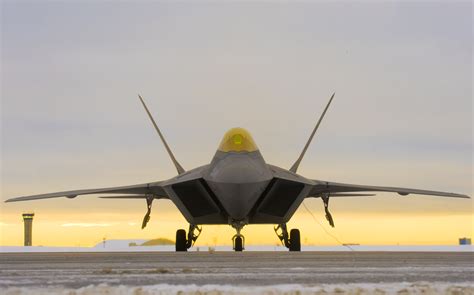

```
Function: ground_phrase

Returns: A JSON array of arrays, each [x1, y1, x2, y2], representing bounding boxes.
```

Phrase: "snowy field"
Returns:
[[2, 282, 473, 295], [1, 251, 473, 294]]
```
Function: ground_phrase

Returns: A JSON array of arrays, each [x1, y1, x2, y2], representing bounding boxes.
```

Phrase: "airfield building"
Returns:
[[459, 237, 471, 245], [22, 213, 34, 246]]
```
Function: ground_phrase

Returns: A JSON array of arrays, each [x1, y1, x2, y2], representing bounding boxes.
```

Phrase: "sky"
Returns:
[[1, 1, 472, 247]]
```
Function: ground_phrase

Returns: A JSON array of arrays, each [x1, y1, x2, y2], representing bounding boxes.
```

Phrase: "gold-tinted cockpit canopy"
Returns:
[[218, 127, 258, 152]]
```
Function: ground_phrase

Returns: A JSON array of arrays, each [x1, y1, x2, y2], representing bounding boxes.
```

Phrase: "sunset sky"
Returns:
[[1, 1, 472, 247]]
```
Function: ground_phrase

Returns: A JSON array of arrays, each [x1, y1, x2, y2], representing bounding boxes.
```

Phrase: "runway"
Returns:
[[0, 252, 472, 294]]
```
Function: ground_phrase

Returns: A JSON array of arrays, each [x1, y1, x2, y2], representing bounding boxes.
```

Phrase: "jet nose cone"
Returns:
[[205, 150, 273, 220], [206, 181, 270, 220]]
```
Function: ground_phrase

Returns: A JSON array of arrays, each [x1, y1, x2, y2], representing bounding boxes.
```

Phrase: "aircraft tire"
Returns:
[[289, 229, 301, 252], [176, 229, 187, 252], [234, 236, 243, 252]]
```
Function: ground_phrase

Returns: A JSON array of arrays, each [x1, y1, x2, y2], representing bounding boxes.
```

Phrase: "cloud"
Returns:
[[61, 223, 114, 227]]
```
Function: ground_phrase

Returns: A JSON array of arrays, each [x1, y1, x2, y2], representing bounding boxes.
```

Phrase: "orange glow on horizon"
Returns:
[[1, 210, 472, 247]]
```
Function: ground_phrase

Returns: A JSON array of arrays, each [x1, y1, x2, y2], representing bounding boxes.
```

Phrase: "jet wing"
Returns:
[[308, 180, 469, 198], [4, 181, 168, 203]]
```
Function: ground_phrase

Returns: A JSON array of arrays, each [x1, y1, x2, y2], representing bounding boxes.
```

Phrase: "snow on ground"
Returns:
[[1, 244, 473, 252], [1, 251, 472, 294], [1, 282, 473, 295]]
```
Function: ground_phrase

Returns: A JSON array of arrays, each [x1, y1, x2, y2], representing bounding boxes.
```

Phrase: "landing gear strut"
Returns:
[[274, 223, 301, 251], [231, 220, 246, 251], [141, 195, 154, 229], [322, 193, 335, 227], [175, 224, 202, 252]]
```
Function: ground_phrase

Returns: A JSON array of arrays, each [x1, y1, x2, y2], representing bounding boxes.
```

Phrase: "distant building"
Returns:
[[22, 213, 34, 246], [459, 238, 471, 245]]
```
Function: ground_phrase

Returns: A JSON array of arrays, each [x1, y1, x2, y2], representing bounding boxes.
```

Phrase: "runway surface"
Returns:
[[1, 252, 473, 294]]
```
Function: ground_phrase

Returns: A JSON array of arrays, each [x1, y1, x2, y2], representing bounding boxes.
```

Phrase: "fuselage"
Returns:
[[162, 128, 314, 225], [204, 150, 273, 220]]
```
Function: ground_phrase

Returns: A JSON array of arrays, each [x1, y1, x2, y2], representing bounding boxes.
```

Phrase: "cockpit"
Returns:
[[218, 128, 258, 152]]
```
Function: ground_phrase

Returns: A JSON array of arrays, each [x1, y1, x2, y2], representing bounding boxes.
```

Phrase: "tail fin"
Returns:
[[138, 94, 185, 175], [289, 92, 335, 173]]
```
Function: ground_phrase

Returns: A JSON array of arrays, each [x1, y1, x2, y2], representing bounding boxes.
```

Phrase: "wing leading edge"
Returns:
[[309, 180, 469, 198], [4, 182, 168, 203]]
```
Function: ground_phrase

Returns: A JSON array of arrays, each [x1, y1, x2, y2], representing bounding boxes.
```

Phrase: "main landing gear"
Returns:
[[274, 223, 301, 251], [175, 222, 301, 252], [175, 224, 202, 252]]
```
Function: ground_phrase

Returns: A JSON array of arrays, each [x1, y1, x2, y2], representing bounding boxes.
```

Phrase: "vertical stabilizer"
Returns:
[[138, 94, 185, 175], [289, 92, 335, 173]]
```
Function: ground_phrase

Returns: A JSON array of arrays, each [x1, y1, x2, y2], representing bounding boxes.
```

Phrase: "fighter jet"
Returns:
[[5, 94, 470, 251]]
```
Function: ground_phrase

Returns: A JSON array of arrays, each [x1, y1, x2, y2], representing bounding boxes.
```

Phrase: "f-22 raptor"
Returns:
[[6, 93, 470, 251]]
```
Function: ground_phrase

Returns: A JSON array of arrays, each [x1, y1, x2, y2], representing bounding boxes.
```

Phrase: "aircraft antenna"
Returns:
[[138, 94, 185, 175], [289, 92, 335, 173]]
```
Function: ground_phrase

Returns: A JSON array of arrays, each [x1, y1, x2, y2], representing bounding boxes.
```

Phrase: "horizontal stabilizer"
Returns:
[[330, 193, 376, 197], [99, 195, 166, 199], [99, 195, 148, 199]]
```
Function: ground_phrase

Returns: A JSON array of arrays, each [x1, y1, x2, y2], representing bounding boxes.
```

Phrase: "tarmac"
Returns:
[[0, 252, 473, 294]]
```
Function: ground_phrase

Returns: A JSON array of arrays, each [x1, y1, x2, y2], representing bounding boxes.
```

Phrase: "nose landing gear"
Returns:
[[175, 224, 202, 252], [274, 223, 301, 251], [231, 220, 246, 251], [232, 228, 245, 252]]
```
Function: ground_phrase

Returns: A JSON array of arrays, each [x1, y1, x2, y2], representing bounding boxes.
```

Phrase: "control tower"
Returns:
[[22, 213, 34, 246]]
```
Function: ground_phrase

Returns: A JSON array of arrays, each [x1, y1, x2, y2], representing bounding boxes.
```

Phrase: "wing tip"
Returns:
[[442, 192, 470, 199], [397, 191, 470, 199], [4, 197, 26, 203], [4, 196, 26, 203]]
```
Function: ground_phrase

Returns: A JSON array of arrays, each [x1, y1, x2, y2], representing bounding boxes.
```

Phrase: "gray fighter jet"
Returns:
[[5, 94, 470, 251]]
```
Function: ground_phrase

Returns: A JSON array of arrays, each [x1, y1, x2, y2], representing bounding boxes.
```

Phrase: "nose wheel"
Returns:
[[231, 220, 246, 251], [175, 224, 202, 252], [232, 235, 244, 251], [274, 223, 301, 251]]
